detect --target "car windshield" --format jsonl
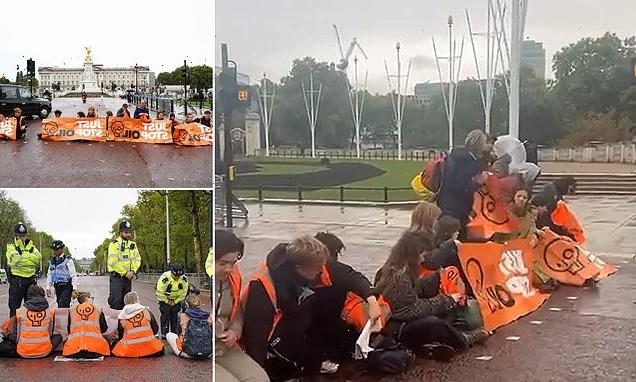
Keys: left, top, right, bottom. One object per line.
{"left": 19, "top": 88, "right": 32, "bottom": 98}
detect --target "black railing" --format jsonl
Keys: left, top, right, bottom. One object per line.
{"left": 252, "top": 148, "right": 447, "bottom": 161}
{"left": 234, "top": 184, "right": 415, "bottom": 203}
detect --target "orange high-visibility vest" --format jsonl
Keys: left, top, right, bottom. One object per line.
{"left": 418, "top": 265, "right": 436, "bottom": 278}
{"left": 551, "top": 201, "right": 586, "bottom": 245}
{"left": 63, "top": 303, "right": 110, "bottom": 357}
{"left": 341, "top": 293, "right": 391, "bottom": 333}
{"left": 242, "top": 262, "right": 331, "bottom": 341}
{"left": 227, "top": 265, "right": 242, "bottom": 322}
{"left": 439, "top": 266, "right": 465, "bottom": 296}
{"left": 16, "top": 307, "right": 54, "bottom": 358}
{"left": 112, "top": 309, "right": 163, "bottom": 357}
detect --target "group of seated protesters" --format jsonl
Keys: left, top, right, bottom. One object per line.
{"left": 213, "top": 130, "right": 585, "bottom": 382}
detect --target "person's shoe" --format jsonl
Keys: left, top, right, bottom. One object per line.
{"left": 463, "top": 329, "right": 490, "bottom": 347}
{"left": 320, "top": 360, "right": 339, "bottom": 374}
{"left": 418, "top": 342, "right": 455, "bottom": 362}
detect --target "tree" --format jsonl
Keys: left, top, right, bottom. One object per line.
{"left": 562, "top": 109, "right": 633, "bottom": 146}
{"left": 156, "top": 65, "right": 213, "bottom": 92}
{"left": 15, "top": 71, "right": 39, "bottom": 88}
{"left": 0, "top": 76, "right": 10, "bottom": 84}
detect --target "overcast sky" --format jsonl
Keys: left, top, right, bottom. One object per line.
{"left": 216, "top": 0, "right": 636, "bottom": 93}
{"left": 6, "top": 189, "right": 139, "bottom": 259}
{"left": 1, "top": 0, "right": 212, "bottom": 80}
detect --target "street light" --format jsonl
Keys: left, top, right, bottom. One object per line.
{"left": 134, "top": 63, "right": 139, "bottom": 91}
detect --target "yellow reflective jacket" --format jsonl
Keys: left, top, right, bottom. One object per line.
{"left": 155, "top": 271, "right": 189, "bottom": 303}
{"left": 205, "top": 248, "right": 213, "bottom": 278}
{"left": 107, "top": 237, "right": 141, "bottom": 276}
{"left": 6, "top": 239, "right": 42, "bottom": 278}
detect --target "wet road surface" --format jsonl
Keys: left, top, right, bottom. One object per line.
{"left": 227, "top": 196, "right": 636, "bottom": 381}
{"left": 0, "top": 275, "right": 212, "bottom": 381}
{"left": 0, "top": 97, "right": 212, "bottom": 188}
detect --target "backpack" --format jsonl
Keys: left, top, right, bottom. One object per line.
{"left": 411, "top": 157, "right": 446, "bottom": 202}
{"left": 182, "top": 318, "right": 213, "bottom": 359}
{"left": 366, "top": 345, "right": 414, "bottom": 375}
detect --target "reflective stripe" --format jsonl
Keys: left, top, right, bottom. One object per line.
{"left": 19, "top": 337, "right": 50, "bottom": 344}
{"left": 67, "top": 331, "right": 104, "bottom": 341}
{"left": 119, "top": 336, "right": 156, "bottom": 345}
{"left": 125, "top": 325, "right": 151, "bottom": 335}
{"left": 19, "top": 326, "right": 48, "bottom": 332}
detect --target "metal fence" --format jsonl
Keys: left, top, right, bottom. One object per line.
{"left": 132, "top": 94, "right": 175, "bottom": 114}
{"left": 234, "top": 184, "right": 415, "bottom": 204}
{"left": 136, "top": 272, "right": 210, "bottom": 292}
{"left": 252, "top": 148, "right": 446, "bottom": 161}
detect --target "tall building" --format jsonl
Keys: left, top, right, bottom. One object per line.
{"left": 521, "top": 40, "right": 546, "bottom": 81}
{"left": 38, "top": 65, "right": 155, "bottom": 91}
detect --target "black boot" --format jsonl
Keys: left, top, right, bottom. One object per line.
{"left": 418, "top": 342, "right": 455, "bottom": 362}
{"left": 463, "top": 329, "right": 490, "bottom": 347}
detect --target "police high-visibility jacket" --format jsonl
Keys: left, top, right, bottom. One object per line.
{"left": 155, "top": 271, "right": 189, "bottom": 304}
{"left": 16, "top": 306, "right": 55, "bottom": 358}
{"left": 341, "top": 293, "right": 391, "bottom": 333}
{"left": 107, "top": 237, "right": 141, "bottom": 276}
{"left": 205, "top": 248, "right": 213, "bottom": 278}
{"left": 6, "top": 239, "right": 42, "bottom": 278}
{"left": 551, "top": 201, "right": 586, "bottom": 246}
{"left": 111, "top": 309, "right": 164, "bottom": 357}
{"left": 63, "top": 303, "right": 110, "bottom": 357}
{"left": 242, "top": 262, "right": 332, "bottom": 341}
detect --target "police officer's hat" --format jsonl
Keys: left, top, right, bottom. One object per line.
{"left": 14, "top": 223, "right": 27, "bottom": 235}
{"left": 50, "top": 240, "right": 65, "bottom": 250}
{"left": 171, "top": 264, "right": 184, "bottom": 276}
{"left": 119, "top": 220, "right": 133, "bottom": 231}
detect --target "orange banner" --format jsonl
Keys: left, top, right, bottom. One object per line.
{"left": 467, "top": 175, "right": 522, "bottom": 239}
{"left": 459, "top": 239, "right": 550, "bottom": 332}
{"left": 0, "top": 118, "right": 17, "bottom": 140}
{"left": 173, "top": 123, "right": 213, "bottom": 147}
{"left": 535, "top": 229, "right": 615, "bottom": 286}
{"left": 41, "top": 118, "right": 107, "bottom": 142}
{"left": 107, "top": 117, "right": 173, "bottom": 144}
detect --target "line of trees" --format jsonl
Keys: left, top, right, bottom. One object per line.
{"left": 90, "top": 190, "right": 211, "bottom": 275}
{"left": 243, "top": 32, "right": 635, "bottom": 149}
{"left": 156, "top": 65, "right": 213, "bottom": 93}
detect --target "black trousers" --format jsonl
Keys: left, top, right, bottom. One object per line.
{"left": 395, "top": 316, "right": 467, "bottom": 352}
{"left": 159, "top": 301, "right": 181, "bottom": 336}
{"left": 0, "top": 334, "right": 63, "bottom": 358}
{"left": 54, "top": 282, "right": 73, "bottom": 308}
{"left": 8, "top": 276, "right": 36, "bottom": 317}
{"left": 108, "top": 273, "right": 132, "bottom": 310}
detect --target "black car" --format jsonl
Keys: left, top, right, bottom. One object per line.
{"left": 0, "top": 84, "right": 52, "bottom": 119}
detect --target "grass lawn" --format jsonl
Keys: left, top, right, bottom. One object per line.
{"left": 235, "top": 158, "right": 423, "bottom": 202}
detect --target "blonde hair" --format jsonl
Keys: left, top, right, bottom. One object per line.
{"left": 464, "top": 129, "right": 488, "bottom": 155}
{"left": 409, "top": 201, "right": 441, "bottom": 233}
{"left": 123, "top": 291, "right": 139, "bottom": 305}
{"left": 77, "top": 291, "right": 92, "bottom": 304}
{"left": 286, "top": 235, "right": 327, "bottom": 268}
{"left": 186, "top": 293, "right": 200, "bottom": 308}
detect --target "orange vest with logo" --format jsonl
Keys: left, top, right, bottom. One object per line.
{"left": 341, "top": 293, "right": 391, "bottom": 332}
{"left": 111, "top": 309, "right": 163, "bottom": 357}
{"left": 63, "top": 303, "right": 110, "bottom": 357}
{"left": 243, "top": 262, "right": 331, "bottom": 341}
{"left": 16, "top": 307, "right": 54, "bottom": 358}
{"left": 551, "top": 201, "right": 586, "bottom": 245}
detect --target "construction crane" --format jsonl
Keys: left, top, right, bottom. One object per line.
{"left": 333, "top": 24, "right": 368, "bottom": 71}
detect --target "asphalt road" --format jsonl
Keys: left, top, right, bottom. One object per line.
{"left": 0, "top": 97, "right": 212, "bottom": 188}
{"left": 229, "top": 196, "right": 636, "bottom": 381}
{"left": 0, "top": 275, "right": 212, "bottom": 381}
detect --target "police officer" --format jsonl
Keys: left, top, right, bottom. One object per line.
{"left": 6, "top": 223, "right": 42, "bottom": 317}
{"left": 45, "top": 240, "right": 77, "bottom": 308}
{"left": 107, "top": 220, "right": 141, "bottom": 310}
{"left": 205, "top": 247, "right": 213, "bottom": 305}
{"left": 155, "top": 264, "right": 188, "bottom": 339}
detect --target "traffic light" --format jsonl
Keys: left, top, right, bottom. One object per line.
{"left": 237, "top": 85, "right": 251, "bottom": 106}
{"left": 26, "top": 59, "right": 35, "bottom": 77}
{"left": 182, "top": 62, "right": 189, "bottom": 82}
{"left": 217, "top": 68, "right": 238, "bottom": 113}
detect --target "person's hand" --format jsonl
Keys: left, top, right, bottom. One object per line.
{"left": 46, "top": 289, "right": 52, "bottom": 298}
{"left": 450, "top": 293, "right": 466, "bottom": 305}
{"left": 530, "top": 234, "right": 539, "bottom": 249}
{"left": 220, "top": 329, "right": 238, "bottom": 348}
{"left": 366, "top": 296, "right": 382, "bottom": 324}
{"left": 125, "top": 271, "right": 134, "bottom": 279}
{"left": 168, "top": 299, "right": 175, "bottom": 306}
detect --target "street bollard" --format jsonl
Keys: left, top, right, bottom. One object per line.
{"left": 384, "top": 187, "right": 388, "bottom": 203}
{"left": 340, "top": 186, "right": 344, "bottom": 203}
{"left": 258, "top": 186, "right": 263, "bottom": 202}
{"left": 297, "top": 186, "right": 303, "bottom": 201}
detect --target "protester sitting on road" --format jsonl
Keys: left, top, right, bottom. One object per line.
{"left": 106, "top": 111, "right": 113, "bottom": 117}
{"left": 76, "top": 112, "right": 86, "bottom": 118}
{"left": 54, "top": 110, "right": 62, "bottom": 118}
{"left": 156, "top": 111, "right": 165, "bottom": 120}
{"left": 0, "top": 285, "right": 61, "bottom": 358}
{"left": 62, "top": 292, "right": 110, "bottom": 358}
{"left": 196, "top": 110, "right": 212, "bottom": 127}
{"left": 242, "top": 237, "right": 329, "bottom": 381}
{"left": 211, "top": 230, "right": 269, "bottom": 380}
{"left": 134, "top": 100, "right": 150, "bottom": 120}
{"left": 116, "top": 103, "right": 131, "bottom": 118}
{"left": 436, "top": 129, "right": 490, "bottom": 239}
{"left": 87, "top": 107, "right": 98, "bottom": 118}
{"left": 531, "top": 193, "right": 575, "bottom": 240}
{"left": 13, "top": 108, "right": 27, "bottom": 140}
{"left": 374, "top": 231, "right": 488, "bottom": 361}
{"left": 167, "top": 294, "right": 215, "bottom": 360}
{"left": 311, "top": 232, "right": 384, "bottom": 372}
{"left": 169, "top": 112, "right": 180, "bottom": 135}
{"left": 185, "top": 113, "right": 194, "bottom": 124}
{"left": 111, "top": 292, "right": 164, "bottom": 358}
{"left": 409, "top": 201, "right": 442, "bottom": 236}
{"left": 156, "top": 264, "right": 188, "bottom": 339}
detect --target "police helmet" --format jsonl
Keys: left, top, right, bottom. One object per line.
{"left": 14, "top": 223, "right": 27, "bottom": 235}
{"left": 50, "top": 240, "right": 65, "bottom": 250}
{"left": 119, "top": 220, "right": 133, "bottom": 231}
{"left": 171, "top": 264, "right": 184, "bottom": 276}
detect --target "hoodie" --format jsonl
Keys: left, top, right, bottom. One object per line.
{"left": 10, "top": 297, "right": 51, "bottom": 340}
{"left": 116, "top": 304, "right": 160, "bottom": 338}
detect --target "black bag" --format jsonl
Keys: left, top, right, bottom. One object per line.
{"left": 182, "top": 318, "right": 213, "bottom": 359}
{"left": 366, "top": 345, "right": 414, "bottom": 375}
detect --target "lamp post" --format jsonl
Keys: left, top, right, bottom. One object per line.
{"left": 134, "top": 64, "right": 139, "bottom": 91}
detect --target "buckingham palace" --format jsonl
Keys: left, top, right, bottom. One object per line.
{"left": 38, "top": 64, "right": 156, "bottom": 92}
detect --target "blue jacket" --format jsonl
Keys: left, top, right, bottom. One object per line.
{"left": 437, "top": 146, "right": 482, "bottom": 222}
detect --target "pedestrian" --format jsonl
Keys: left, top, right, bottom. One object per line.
{"left": 6, "top": 222, "right": 42, "bottom": 317}
{"left": 87, "top": 106, "right": 98, "bottom": 118}
{"left": 62, "top": 292, "right": 110, "bottom": 358}
{"left": 107, "top": 220, "right": 141, "bottom": 310}
{"left": 77, "top": 111, "right": 86, "bottom": 118}
{"left": 45, "top": 240, "right": 78, "bottom": 308}
{"left": 196, "top": 110, "right": 212, "bottom": 127}
{"left": 167, "top": 293, "right": 216, "bottom": 360}
{"left": 111, "top": 292, "right": 164, "bottom": 358}
{"left": 205, "top": 247, "right": 213, "bottom": 306}
{"left": 134, "top": 100, "right": 150, "bottom": 120}
{"left": 54, "top": 110, "right": 62, "bottom": 118}
{"left": 12, "top": 108, "right": 26, "bottom": 139}
{"left": 156, "top": 264, "right": 188, "bottom": 339}
{"left": 0, "top": 285, "right": 61, "bottom": 358}
{"left": 116, "top": 103, "right": 131, "bottom": 118}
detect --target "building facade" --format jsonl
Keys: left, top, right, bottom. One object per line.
{"left": 521, "top": 40, "right": 546, "bottom": 81}
{"left": 38, "top": 65, "right": 155, "bottom": 91}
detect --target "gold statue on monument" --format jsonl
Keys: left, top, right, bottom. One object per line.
{"left": 84, "top": 46, "right": 92, "bottom": 62}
